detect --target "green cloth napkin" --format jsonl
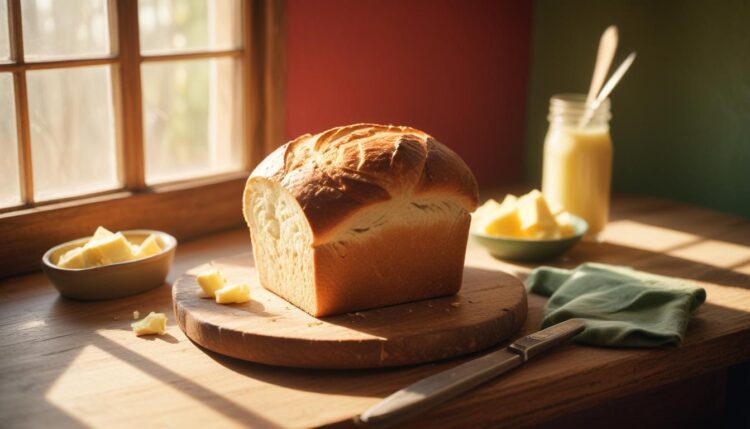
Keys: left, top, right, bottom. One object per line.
{"left": 525, "top": 263, "right": 706, "bottom": 347}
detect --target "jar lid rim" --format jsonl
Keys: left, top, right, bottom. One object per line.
{"left": 550, "top": 93, "right": 611, "bottom": 108}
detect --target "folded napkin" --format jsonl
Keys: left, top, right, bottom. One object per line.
{"left": 525, "top": 263, "right": 706, "bottom": 347}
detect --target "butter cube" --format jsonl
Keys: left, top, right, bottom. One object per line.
{"left": 556, "top": 212, "right": 576, "bottom": 238}
{"left": 474, "top": 190, "right": 577, "bottom": 240}
{"left": 473, "top": 199, "right": 501, "bottom": 220}
{"left": 481, "top": 205, "right": 522, "bottom": 238}
{"left": 215, "top": 283, "right": 251, "bottom": 304}
{"left": 548, "top": 201, "right": 565, "bottom": 216}
{"left": 517, "top": 190, "right": 557, "bottom": 239}
{"left": 474, "top": 195, "right": 523, "bottom": 237}
{"left": 83, "top": 232, "right": 135, "bottom": 266}
{"left": 91, "top": 226, "right": 115, "bottom": 242}
{"left": 57, "top": 247, "right": 86, "bottom": 269}
{"left": 133, "top": 234, "right": 162, "bottom": 260}
{"left": 131, "top": 312, "right": 167, "bottom": 336}
{"left": 197, "top": 268, "right": 227, "bottom": 298}
{"left": 500, "top": 194, "right": 518, "bottom": 207}
{"left": 472, "top": 199, "right": 501, "bottom": 233}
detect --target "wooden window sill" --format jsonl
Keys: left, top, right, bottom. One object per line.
{"left": 1, "top": 191, "right": 749, "bottom": 427}
{"left": 0, "top": 173, "right": 248, "bottom": 278}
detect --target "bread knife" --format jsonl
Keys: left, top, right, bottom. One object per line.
{"left": 357, "top": 318, "right": 586, "bottom": 427}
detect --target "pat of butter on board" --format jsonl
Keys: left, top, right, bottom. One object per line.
{"left": 131, "top": 312, "right": 167, "bottom": 336}
{"left": 196, "top": 267, "right": 251, "bottom": 304}
{"left": 197, "top": 268, "right": 227, "bottom": 298}
{"left": 215, "top": 283, "right": 251, "bottom": 304}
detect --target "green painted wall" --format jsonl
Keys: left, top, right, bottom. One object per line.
{"left": 525, "top": 0, "right": 750, "bottom": 218}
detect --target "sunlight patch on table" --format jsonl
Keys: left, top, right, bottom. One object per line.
{"left": 91, "top": 327, "right": 363, "bottom": 428}
{"left": 19, "top": 319, "right": 47, "bottom": 330}
{"left": 605, "top": 220, "right": 700, "bottom": 252}
{"left": 702, "top": 282, "right": 750, "bottom": 313}
{"left": 732, "top": 262, "right": 750, "bottom": 276}
{"left": 45, "top": 344, "right": 241, "bottom": 428}
{"left": 668, "top": 240, "right": 750, "bottom": 269}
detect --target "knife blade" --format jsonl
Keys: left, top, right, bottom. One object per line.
{"left": 357, "top": 318, "right": 586, "bottom": 427}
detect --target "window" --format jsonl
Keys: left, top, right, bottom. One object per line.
{"left": 0, "top": 0, "right": 286, "bottom": 277}
{"left": 0, "top": 0, "right": 255, "bottom": 208}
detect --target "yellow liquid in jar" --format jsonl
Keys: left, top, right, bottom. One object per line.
{"left": 542, "top": 125, "right": 612, "bottom": 239}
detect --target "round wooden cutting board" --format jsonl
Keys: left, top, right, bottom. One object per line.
{"left": 173, "top": 254, "right": 527, "bottom": 369}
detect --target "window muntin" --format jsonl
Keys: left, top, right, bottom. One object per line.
{"left": 1, "top": 0, "right": 249, "bottom": 209}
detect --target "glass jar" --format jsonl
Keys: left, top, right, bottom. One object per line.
{"left": 542, "top": 94, "right": 613, "bottom": 241}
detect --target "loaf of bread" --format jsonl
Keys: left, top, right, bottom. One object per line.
{"left": 243, "top": 124, "right": 479, "bottom": 317}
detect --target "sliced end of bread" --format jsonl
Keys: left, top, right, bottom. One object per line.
{"left": 244, "top": 178, "right": 317, "bottom": 314}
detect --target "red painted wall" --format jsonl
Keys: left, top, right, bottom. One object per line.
{"left": 286, "top": 0, "right": 532, "bottom": 186}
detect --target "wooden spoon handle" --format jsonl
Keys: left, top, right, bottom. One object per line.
{"left": 578, "top": 52, "right": 637, "bottom": 128}
{"left": 595, "top": 51, "right": 637, "bottom": 106}
{"left": 586, "top": 25, "right": 619, "bottom": 106}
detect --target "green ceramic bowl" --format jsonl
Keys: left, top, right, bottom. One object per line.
{"left": 42, "top": 230, "right": 177, "bottom": 300}
{"left": 470, "top": 215, "right": 588, "bottom": 262}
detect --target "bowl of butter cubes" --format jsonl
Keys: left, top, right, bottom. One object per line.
{"left": 470, "top": 190, "right": 588, "bottom": 262}
{"left": 42, "top": 227, "right": 177, "bottom": 300}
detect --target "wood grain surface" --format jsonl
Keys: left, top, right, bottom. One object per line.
{"left": 173, "top": 256, "right": 527, "bottom": 368}
{"left": 1, "top": 193, "right": 750, "bottom": 428}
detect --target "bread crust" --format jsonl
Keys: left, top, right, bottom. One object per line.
{"left": 249, "top": 124, "right": 479, "bottom": 245}
{"left": 313, "top": 214, "right": 471, "bottom": 316}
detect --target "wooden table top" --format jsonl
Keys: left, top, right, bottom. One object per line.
{"left": 2, "top": 194, "right": 750, "bottom": 429}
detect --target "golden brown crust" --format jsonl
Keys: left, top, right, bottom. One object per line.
{"left": 249, "top": 124, "right": 479, "bottom": 243}
{"left": 312, "top": 215, "right": 470, "bottom": 316}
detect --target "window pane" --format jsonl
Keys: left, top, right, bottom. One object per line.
{"left": 142, "top": 58, "right": 243, "bottom": 184}
{"left": 27, "top": 66, "right": 119, "bottom": 201}
{"left": 21, "top": 0, "right": 111, "bottom": 61}
{"left": 138, "top": 0, "right": 241, "bottom": 55}
{"left": 0, "top": 73, "right": 21, "bottom": 208}
{"left": 0, "top": 0, "right": 9, "bottom": 61}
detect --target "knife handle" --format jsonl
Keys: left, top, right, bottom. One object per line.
{"left": 357, "top": 349, "right": 522, "bottom": 427}
{"left": 508, "top": 318, "right": 585, "bottom": 362}
{"left": 357, "top": 319, "right": 586, "bottom": 427}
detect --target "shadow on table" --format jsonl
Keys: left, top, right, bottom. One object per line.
{"left": 196, "top": 335, "right": 492, "bottom": 398}
{"left": 27, "top": 285, "right": 285, "bottom": 429}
